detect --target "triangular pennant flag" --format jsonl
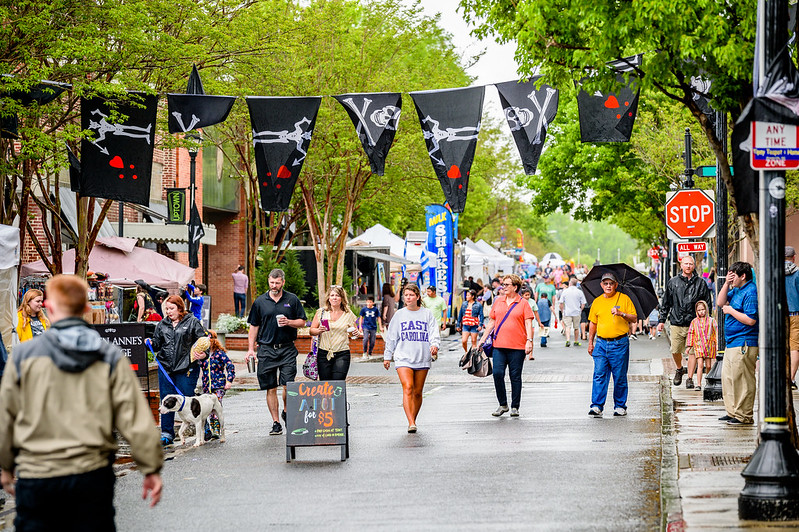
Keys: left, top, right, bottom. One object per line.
{"left": 188, "top": 202, "right": 205, "bottom": 269}
{"left": 79, "top": 92, "right": 157, "bottom": 206}
{"left": 577, "top": 76, "right": 640, "bottom": 143}
{"left": 495, "top": 78, "right": 559, "bottom": 175}
{"left": 186, "top": 64, "right": 204, "bottom": 95}
{"left": 410, "top": 86, "right": 485, "bottom": 213}
{"left": 0, "top": 79, "right": 70, "bottom": 139}
{"left": 333, "top": 92, "right": 402, "bottom": 175}
{"left": 66, "top": 144, "right": 81, "bottom": 192}
{"left": 167, "top": 65, "right": 236, "bottom": 133}
{"left": 167, "top": 94, "right": 236, "bottom": 133}
{"left": 246, "top": 96, "right": 322, "bottom": 212}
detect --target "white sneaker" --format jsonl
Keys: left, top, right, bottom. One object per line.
{"left": 613, "top": 408, "right": 627, "bottom": 417}
{"left": 492, "top": 406, "right": 509, "bottom": 417}
{"left": 588, "top": 406, "right": 603, "bottom": 418}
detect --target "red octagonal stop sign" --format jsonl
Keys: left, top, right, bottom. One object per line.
{"left": 665, "top": 189, "right": 716, "bottom": 239}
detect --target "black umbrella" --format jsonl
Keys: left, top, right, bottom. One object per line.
{"left": 581, "top": 263, "right": 659, "bottom": 318}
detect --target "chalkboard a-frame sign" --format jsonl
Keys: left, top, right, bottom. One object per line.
{"left": 285, "top": 380, "right": 349, "bottom": 462}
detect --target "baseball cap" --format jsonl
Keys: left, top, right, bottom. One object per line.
{"left": 600, "top": 272, "right": 618, "bottom": 283}
{"left": 787, "top": 246, "right": 796, "bottom": 258}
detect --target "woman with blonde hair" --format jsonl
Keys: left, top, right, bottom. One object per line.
{"left": 383, "top": 284, "right": 440, "bottom": 433}
{"left": 16, "top": 289, "right": 49, "bottom": 342}
{"left": 309, "top": 286, "right": 360, "bottom": 381}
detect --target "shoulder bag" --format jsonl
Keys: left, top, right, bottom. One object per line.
{"left": 303, "top": 336, "right": 319, "bottom": 380}
{"left": 482, "top": 301, "right": 519, "bottom": 358}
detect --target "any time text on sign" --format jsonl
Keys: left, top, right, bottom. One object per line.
{"left": 750, "top": 122, "right": 799, "bottom": 170}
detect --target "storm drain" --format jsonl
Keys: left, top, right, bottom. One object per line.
{"left": 687, "top": 453, "right": 751, "bottom": 470}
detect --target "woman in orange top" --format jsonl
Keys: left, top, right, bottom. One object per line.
{"left": 16, "top": 289, "right": 49, "bottom": 342}
{"left": 479, "top": 274, "right": 535, "bottom": 418}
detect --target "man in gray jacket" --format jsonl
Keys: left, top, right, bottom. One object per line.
{"left": 0, "top": 275, "right": 163, "bottom": 531}
{"left": 657, "top": 255, "right": 712, "bottom": 387}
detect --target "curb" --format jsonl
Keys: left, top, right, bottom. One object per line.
{"left": 660, "top": 374, "right": 685, "bottom": 531}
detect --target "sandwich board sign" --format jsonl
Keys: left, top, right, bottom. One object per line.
{"left": 285, "top": 380, "right": 349, "bottom": 462}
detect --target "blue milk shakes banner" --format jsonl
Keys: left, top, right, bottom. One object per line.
{"left": 425, "top": 204, "right": 454, "bottom": 309}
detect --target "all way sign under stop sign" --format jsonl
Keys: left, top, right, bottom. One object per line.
{"left": 751, "top": 122, "right": 799, "bottom": 170}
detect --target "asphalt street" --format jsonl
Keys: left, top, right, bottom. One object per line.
{"left": 113, "top": 329, "right": 667, "bottom": 531}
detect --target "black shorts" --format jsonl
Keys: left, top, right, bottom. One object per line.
{"left": 256, "top": 343, "right": 298, "bottom": 390}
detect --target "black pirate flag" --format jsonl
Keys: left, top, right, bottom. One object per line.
{"left": 246, "top": 96, "right": 321, "bottom": 212}
{"left": 66, "top": 144, "right": 81, "bottom": 192}
{"left": 577, "top": 77, "right": 640, "bottom": 143}
{"left": 79, "top": 93, "right": 158, "bottom": 206}
{"left": 188, "top": 202, "right": 205, "bottom": 269}
{"left": 167, "top": 65, "right": 236, "bottom": 134}
{"left": 577, "top": 55, "right": 642, "bottom": 143}
{"left": 1, "top": 78, "right": 70, "bottom": 138}
{"left": 410, "top": 86, "right": 485, "bottom": 213}
{"left": 495, "top": 78, "right": 559, "bottom": 175}
{"left": 333, "top": 92, "right": 402, "bottom": 175}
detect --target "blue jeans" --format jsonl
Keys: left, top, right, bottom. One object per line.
{"left": 591, "top": 336, "right": 630, "bottom": 411}
{"left": 158, "top": 365, "right": 200, "bottom": 438}
{"left": 234, "top": 292, "right": 247, "bottom": 317}
{"left": 492, "top": 348, "right": 526, "bottom": 409}
{"left": 540, "top": 319, "right": 551, "bottom": 346}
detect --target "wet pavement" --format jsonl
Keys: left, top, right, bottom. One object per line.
{"left": 4, "top": 328, "right": 799, "bottom": 530}
{"left": 110, "top": 330, "right": 664, "bottom": 531}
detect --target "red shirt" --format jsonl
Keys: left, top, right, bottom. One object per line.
{"left": 490, "top": 294, "right": 534, "bottom": 350}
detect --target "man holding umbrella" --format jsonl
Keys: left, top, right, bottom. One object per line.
{"left": 656, "top": 255, "right": 711, "bottom": 388}
{"left": 587, "top": 272, "right": 638, "bottom": 417}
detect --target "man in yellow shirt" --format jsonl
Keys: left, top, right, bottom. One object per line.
{"left": 587, "top": 272, "right": 637, "bottom": 417}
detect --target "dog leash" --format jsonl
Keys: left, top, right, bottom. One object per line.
{"left": 145, "top": 339, "right": 187, "bottom": 412}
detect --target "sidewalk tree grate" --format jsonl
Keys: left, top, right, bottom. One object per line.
{"left": 688, "top": 453, "right": 751, "bottom": 470}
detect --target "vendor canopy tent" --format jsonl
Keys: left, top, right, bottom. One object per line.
{"left": 473, "top": 239, "right": 514, "bottom": 275}
{"left": 20, "top": 237, "right": 195, "bottom": 289}
{"left": 462, "top": 238, "right": 500, "bottom": 282}
{"left": 346, "top": 223, "right": 406, "bottom": 258}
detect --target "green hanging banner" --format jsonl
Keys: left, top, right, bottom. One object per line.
{"left": 166, "top": 188, "right": 186, "bottom": 224}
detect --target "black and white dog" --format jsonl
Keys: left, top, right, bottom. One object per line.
{"left": 159, "top": 394, "right": 226, "bottom": 447}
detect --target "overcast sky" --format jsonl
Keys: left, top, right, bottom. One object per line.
{"left": 416, "top": 0, "right": 521, "bottom": 86}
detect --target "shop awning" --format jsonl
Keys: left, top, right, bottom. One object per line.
{"left": 121, "top": 222, "right": 217, "bottom": 246}
{"left": 354, "top": 249, "right": 415, "bottom": 265}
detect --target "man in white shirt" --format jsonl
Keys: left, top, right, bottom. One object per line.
{"left": 560, "top": 279, "right": 587, "bottom": 347}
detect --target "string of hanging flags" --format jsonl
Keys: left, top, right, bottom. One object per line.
{"left": 0, "top": 55, "right": 710, "bottom": 215}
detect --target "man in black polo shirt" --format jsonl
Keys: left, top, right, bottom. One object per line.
{"left": 246, "top": 268, "right": 306, "bottom": 436}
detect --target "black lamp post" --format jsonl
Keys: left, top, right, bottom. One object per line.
{"left": 738, "top": 0, "right": 799, "bottom": 520}
{"left": 704, "top": 111, "right": 727, "bottom": 402}
{"left": 185, "top": 133, "right": 202, "bottom": 216}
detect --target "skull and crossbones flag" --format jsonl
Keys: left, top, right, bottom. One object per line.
{"left": 333, "top": 92, "right": 402, "bottom": 175}
{"left": 410, "top": 86, "right": 485, "bottom": 213}
{"left": 167, "top": 65, "right": 236, "bottom": 134}
{"left": 495, "top": 78, "right": 559, "bottom": 175}
{"left": 79, "top": 92, "right": 158, "bottom": 206}
{"left": 577, "top": 55, "right": 642, "bottom": 143}
{"left": 246, "top": 96, "right": 321, "bottom": 212}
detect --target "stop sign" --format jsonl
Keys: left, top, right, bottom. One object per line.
{"left": 665, "top": 190, "right": 716, "bottom": 239}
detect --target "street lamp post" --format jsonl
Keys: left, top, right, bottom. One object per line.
{"left": 738, "top": 0, "right": 799, "bottom": 520}
{"left": 185, "top": 133, "right": 202, "bottom": 217}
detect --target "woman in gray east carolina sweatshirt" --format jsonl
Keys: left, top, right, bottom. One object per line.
{"left": 383, "top": 284, "right": 440, "bottom": 433}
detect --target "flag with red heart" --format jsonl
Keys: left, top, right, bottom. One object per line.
{"left": 246, "top": 96, "right": 321, "bottom": 212}
{"left": 496, "top": 78, "right": 559, "bottom": 175}
{"left": 576, "top": 75, "right": 640, "bottom": 143}
{"left": 79, "top": 92, "right": 158, "bottom": 206}
{"left": 410, "top": 86, "right": 485, "bottom": 213}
